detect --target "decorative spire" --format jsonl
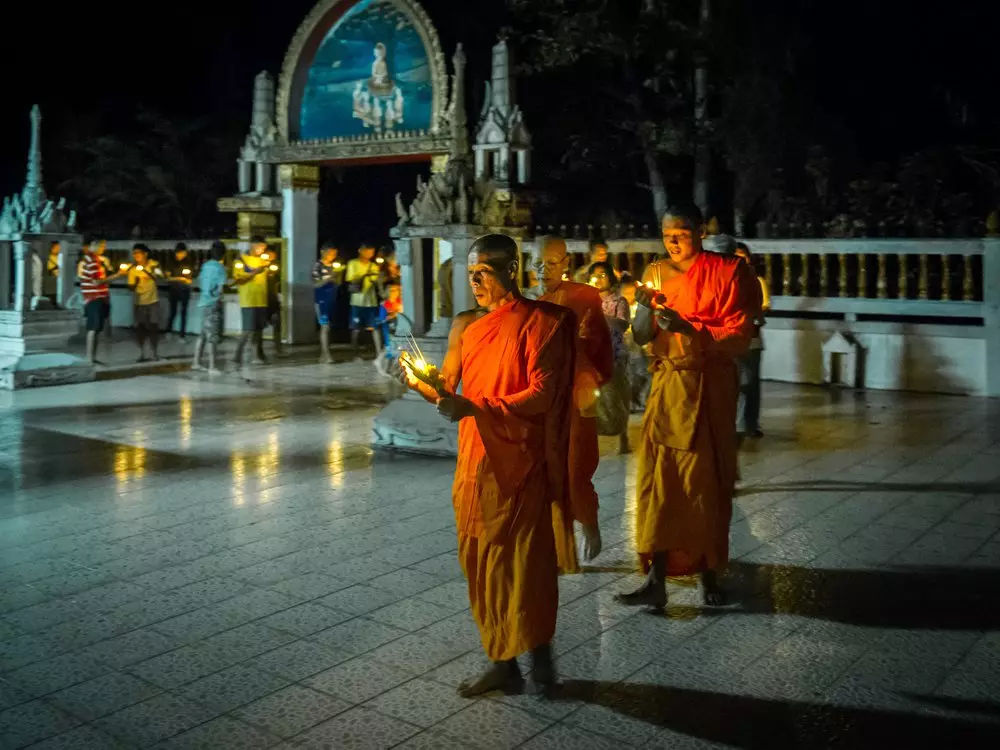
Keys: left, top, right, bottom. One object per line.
{"left": 22, "top": 105, "right": 46, "bottom": 211}
{"left": 449, "top": 45, "right": 469, "bottom": 158}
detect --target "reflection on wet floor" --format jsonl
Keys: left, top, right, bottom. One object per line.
{"left": 0, "top": 367, "right": 999, "bottom": 748}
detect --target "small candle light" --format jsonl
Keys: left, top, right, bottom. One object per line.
{"left": 589, "top": 276, "right": 598, "bottom": 286}
{"left": 135, "top": 265, "right": 144, "bottom": 272}
{"left": 235, "top": 262, "right": 244, "bottom": 270}
{"left": 332, "top": 262, "right": 342, "bottom": 270}
{"left": 261, "top": 253, "right": 270, "bottom": 261}
{"left": 269, "top": 264, "right": 279, "bottom": 272}
{"left": 181, "top": 268, "right": 191, "bottom": 275}
{"left": 645, "top": 281, "right": 655, "bottom": 288}
{"left": 376, "top": 257, "right": 385, "bottom": 264}
{"left": 119, "top": 263, "right": 128, "bottom": 271}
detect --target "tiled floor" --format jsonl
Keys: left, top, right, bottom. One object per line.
{"left": 1, "top": 368, "right": 999, "bottom": 748}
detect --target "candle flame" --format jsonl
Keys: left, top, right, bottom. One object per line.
{"left": 135, "top": 265, "right": 144, "bottom": 272}
{"left": 269, "top": 264, "right": 279, "bottom": 272}
{"left": 182, "top": 268, "right": 191, "bottom": 275}
{"left": 645, "top": 281, "right": 655, "bottom": 288}
{"left": 376, "top": 257, "right": 385, "bottom": 264}
{"left": 119, "top": 263, "right": 128, "bottom": 270}
{"left": 235, "top": 262, "right": 244, "bottom": 270}
{"left": 261, "top": 253, "right": 270, "bottom": 260}
{"left": 332, "top": 262, "right": 342, "bottom": 269}
{"left": 589, "top": 276, "right": 598, "bottom": 286}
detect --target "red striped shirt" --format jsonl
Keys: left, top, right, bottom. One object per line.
{"left": 79, "top": 253, "right": 111, "bottom": 302}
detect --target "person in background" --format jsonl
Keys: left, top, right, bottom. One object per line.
{"left": 346, "top": 242, "right": 386, "bottom": 372}
{"left": 437, "top": 256, "right": 454, "bottom": 318}
{"left": 378, "top": 281, "right": 403, "bottom": 369}
{"left": 43, "top": 241, "right": 60, "bottom": 306}
{"left": 384, "top": 252, "right": 401, "bottom": 285}
{"left": 232, "top": 236, "right": 271, "bottom": 367}
{"left": 620, "top": 274, "right": 650, "bottom": 411}
{"left": 165, "top": 242, "right": 194, "bottom": 340}
{"left": 313, "top": 242, "right": 345, "bottom": 364}
{"left": 263, "top": 245, "right": 284, "bottom": 359}
{"left": 536, "top": 236, "right": 612, "bottom": 573}
{"left": 77, "top": 237, "right": 117, "bottom": 365}
{"left": 589, "top": 261, "right": 632, "bottom": 454}
{"left": 573, "top": 239, "right": 609, "bottom": 283}
{"left": 192, "top": 241, "right": 228, "bottom": 374}
{"left": 127, "top": 243, "right": 164, "bottom": 362}
{"left": 734, "top": 242, "right": 769, "bottom": 439}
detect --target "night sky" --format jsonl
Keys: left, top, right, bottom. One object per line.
{"left": 2, "top": 0, "right": 997, "bottom": 238}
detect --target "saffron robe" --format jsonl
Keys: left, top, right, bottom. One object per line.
{"left": 636, "top": 251, "right": 757, "bottom": 576}
{"left": 450, "top": 298, "right": 576, "bottom": 660}
{"left": 540, "top": 282, "right": 615, "bottom": 571}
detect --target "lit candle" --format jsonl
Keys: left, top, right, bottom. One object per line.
{"left": 135, "top": 265, "right": 144, "bottom": 272}
{"left": 589, "top": 276, "right": 598, "bottom": 286}
{"left": 332, "top": 262, "right": 342, "bottom": 270}
{"left": 645, "top": 281, "right": 655, "bottom": 288}
{"left": 261, "top": 253, "right": 270, "bottom": 261}
{"left": 119, "top": 263, "right": 129, "bottom": 271}
{"left": 376, "top": 258, "right": 385, "bottom": 264}
{"left": 235, "top": 262, "right": 244, "bottom": 270}
{"left": 269, "top": 264, "right": 279, "bottom": 272}
{"left": 181, "top": 268, "right": 191, "bottom": 275}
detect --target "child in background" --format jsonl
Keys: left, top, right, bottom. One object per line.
{"left": 379, "top": 281, "right": 402, "bottom": 371}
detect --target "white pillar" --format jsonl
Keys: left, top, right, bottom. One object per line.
{"left": 58, "top": 236, "right": 81, "bottom": 308}
{"left": 0, "top": 241, "right": 11, "bottom": 309}
{"left": 474, "top": 149, "right": 486, "bottom": 179}
{"left": 984, "top": 238, "right": 1000, "bottom": 396}
{"left": 238, "top": 160, "right": 252, "bottom": 193}
{"left": 450, "top": 237, "right": 474, "bottom": 315}
{"left": 498, "top": 146, "right": 511, "bottom": 181}
{"left": 280, "top": 179, "right": 319, "bottom": 344}
{"left": 13, "top": 240, "right": 34, "bottom": 313}
{"left": 395, "top": 238, "right": 426, "bottom": 336}
{"left": 516, "top": 150, "right": 530, "bottom": 185}
{"left": 257, "top": 162, "right": 273, "bottom": 194}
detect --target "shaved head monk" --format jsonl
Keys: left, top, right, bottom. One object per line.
{"left": 617, "top": 205, "right": 758, "bottom": 608}
{"left": 400, "top": 233, "right": 576, "bottom": 696}
{"left": 536, "top": 236, "right": 614, "bottom": 572}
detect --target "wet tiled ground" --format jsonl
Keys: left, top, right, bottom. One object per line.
{"left": 1, "top": 368, "right": 999, "bottom": 748}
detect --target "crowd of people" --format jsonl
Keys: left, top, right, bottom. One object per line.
{"left": 65, "top": 235, "right": 403, "bottom": 372}
{"left": 399, "top": 205, "right": 768, "bottom": 695}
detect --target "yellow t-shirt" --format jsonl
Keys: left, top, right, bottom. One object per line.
{"left": 234, "top": 254, "right": 270, "bottom": 308}
{"left": 346, "top": 258, "right": 380, "bottom": 308}
{"left": 128, "top": 259, "right": 162, "bottom": 306}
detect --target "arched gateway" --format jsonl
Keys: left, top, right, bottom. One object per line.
{"left": 218, "top": 0, "right": 533, "bottom": 353}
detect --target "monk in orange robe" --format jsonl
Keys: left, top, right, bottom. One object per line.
{"left": 400, "top": 233, "right": 576, "bottom": 696}
{"left": 617, "top": 206, "right": 757, "bottom": 608}
{"left": 536, "top": 237, "right": 614, "bottom": 572}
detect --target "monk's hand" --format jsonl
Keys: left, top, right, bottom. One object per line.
{"left": 579, "top": 523, "right": 602, "bottom": 562}
{"left": 436, "top": 394, "right": 474, "bottom": 422}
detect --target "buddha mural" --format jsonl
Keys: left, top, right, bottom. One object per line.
{"left": 350, "top": 41, "right": 405, "bottom": 132}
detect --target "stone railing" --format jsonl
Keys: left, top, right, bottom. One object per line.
{"left": 522, "top": 236, "right": 1000, "bottom": 396}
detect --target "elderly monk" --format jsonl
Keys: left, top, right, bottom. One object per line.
{"left": 400, "top": 233, "right": 576, "bottom": 696}
{"left": 536, "top": 237, "right": 614, "bottom": 572}
{"left": 616, "top": 205, "right": 757, "bottom": 608}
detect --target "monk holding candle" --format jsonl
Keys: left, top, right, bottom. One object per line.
{"left": 400, "top": 233, "right": 575, "bottom": 697}
{"left": 617, "top": 205, "right": 757, "bottom": 608}
{"left": 536, "top": 236, "right": 614, "bottom": 572}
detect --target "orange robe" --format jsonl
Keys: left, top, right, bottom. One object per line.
{"left": 539, "top": 282, "right": 615, "bottom": 572}
{"left": 451, "top": 298, "right": 576, "bottom": 660}
{"left": 636, "top": 251, "right": 757, "bottom": 576}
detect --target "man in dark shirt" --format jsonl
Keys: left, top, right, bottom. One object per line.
{"left": 164, "top": 242, "right": 194, "bottom": 340}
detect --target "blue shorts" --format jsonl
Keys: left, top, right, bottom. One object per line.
{"left": 315, "top": 286, "right": 337, "bottom": 326}
{"left": 350, "top": 305, "right": 380, "bottom": 330}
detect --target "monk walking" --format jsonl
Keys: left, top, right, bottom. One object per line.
{"left": 400, "top": 234, "right": 576, "bottom": 696}
{"left": 617, "top": 206, "right": 757, "bottom": 608}
{"left": 536, "top": 237, "right": 613, "bottom": 572}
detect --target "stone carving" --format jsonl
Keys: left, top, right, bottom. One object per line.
{"left": 0, "top": 106, "right": 77, "bottom": 239}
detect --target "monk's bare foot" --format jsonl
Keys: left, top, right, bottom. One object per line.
{"left": 701, "top": 570, "right": 727, "bottom": 606}
{"left": 615, "top": 578, "right": 667, "bottom": 609}
{"left": 529, "top": 644, "right": 556, "bottom": 696}
{"left": 457, "top": 659, "right": 522, "bottom": 698}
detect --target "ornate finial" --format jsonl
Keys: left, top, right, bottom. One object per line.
{"left": 449, "top": 44, "right": 469, "bottom": 158}
{"left": 22, "top": 105, "right": 46, "bottom": 211}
